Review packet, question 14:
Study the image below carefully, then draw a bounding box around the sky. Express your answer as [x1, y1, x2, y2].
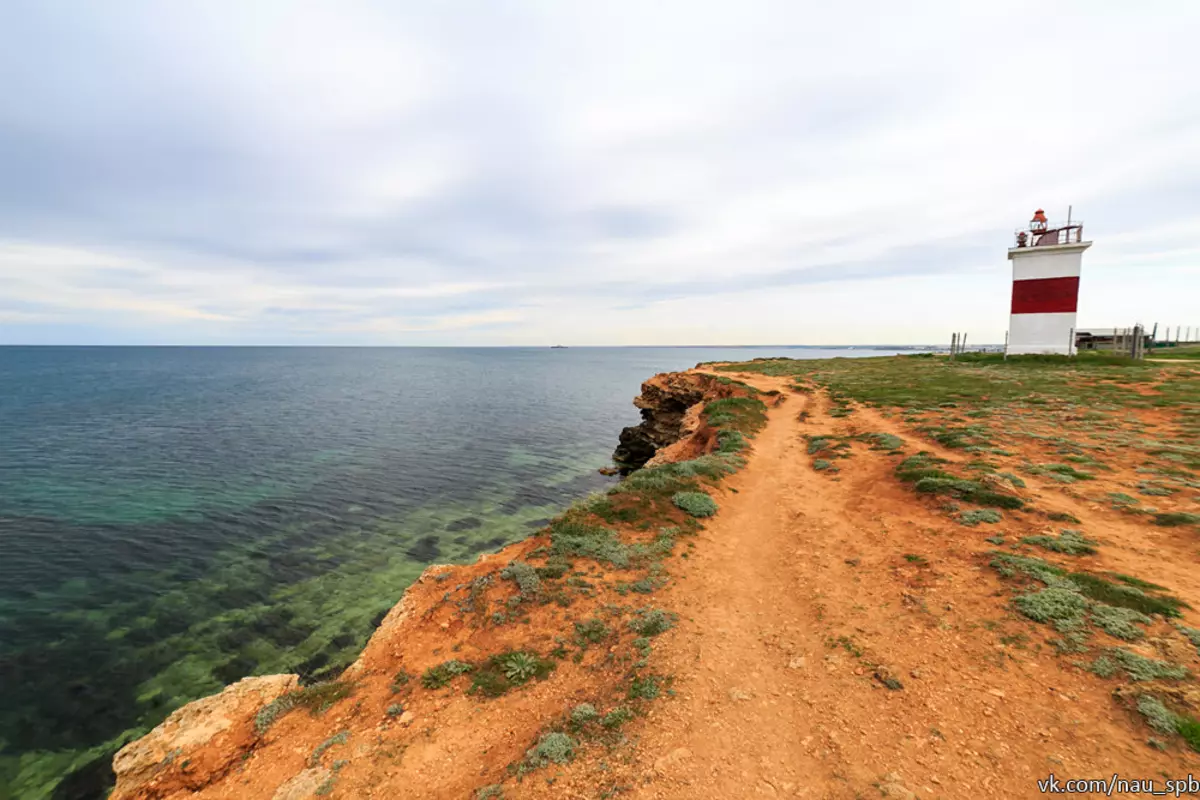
[1, 2, 1197, 346]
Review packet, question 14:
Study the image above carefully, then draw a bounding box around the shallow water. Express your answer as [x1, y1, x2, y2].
[0, 345, 918, 797]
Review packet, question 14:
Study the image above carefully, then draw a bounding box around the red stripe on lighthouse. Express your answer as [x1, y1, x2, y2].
[1011, 276, 1080, 314]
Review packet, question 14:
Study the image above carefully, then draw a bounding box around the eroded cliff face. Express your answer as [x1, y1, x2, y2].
[611, 372, 739, 471]
[109, 369, 752, 800]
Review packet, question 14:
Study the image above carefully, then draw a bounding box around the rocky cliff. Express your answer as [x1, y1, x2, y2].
[611, 372, 741, 471]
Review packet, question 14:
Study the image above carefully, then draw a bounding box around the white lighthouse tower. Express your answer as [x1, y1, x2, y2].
[1006, 208, 1092, 355]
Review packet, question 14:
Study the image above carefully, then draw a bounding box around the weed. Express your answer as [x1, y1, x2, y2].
[386, 704, 404, 717]
[476, 786, 505, 800]
[629, 674, 665, 700]
[813, 459, 838, 472]
[1179, 625, 1200, 653]
[903, 554, 927, 565]
[704, 397, 768, 435]
[1022, 529, 1097, 555]
[1138, 482, 1176, 497]
[672, 491, 718, 518]
[422, 660, 474, 689]
[570, 703, 599, 726]
[959, 509, 1002, 526]
[1047, 511, 1081, 524]
[309, 730, 349, 766]
[601, 707, 635, 729]
[501, 561, 542, 599]
[628, 608, 674, 637]
[390, 670, 412, 693]
[470, 651, 555, 697]
[574, 617, 610, 645]
[995, 472, 1026, 489]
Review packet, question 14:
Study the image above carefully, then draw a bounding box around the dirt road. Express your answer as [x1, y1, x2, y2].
[623, 372, 1189, 799]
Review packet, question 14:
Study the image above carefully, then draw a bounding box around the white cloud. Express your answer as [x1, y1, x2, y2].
[1, 1, 1198, 344]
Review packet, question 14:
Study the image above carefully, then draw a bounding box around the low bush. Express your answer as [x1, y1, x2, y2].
[421, 660, 474, 689]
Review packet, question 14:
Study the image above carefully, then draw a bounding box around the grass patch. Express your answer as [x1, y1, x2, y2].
[1090, 604, 1151, 641]
[672, 491, 718, 518]
[959, 509, 1002, 526]
[549, 520, 632, 568]
[1047, 511, 1081, 524]
[1137, 695, 1178, 734]
[913, 476, 1024, 509]
[704, 396, 768, 436]
[629, 674, 666, 700]
[1021, 529, 1097, 555]
[812, 459, 838, 472]
[1153, 512, 1200, 527]
[309, 730, 349, 766]
[255, 681, 354, 734]
[1098, 648, 1188, 681]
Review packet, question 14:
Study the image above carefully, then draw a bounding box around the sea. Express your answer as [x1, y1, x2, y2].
[0, 345, 920, 798]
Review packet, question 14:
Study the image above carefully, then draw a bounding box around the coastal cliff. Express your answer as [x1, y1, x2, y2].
[109, 354, 1200, 799]
[109, 368, 760, 800]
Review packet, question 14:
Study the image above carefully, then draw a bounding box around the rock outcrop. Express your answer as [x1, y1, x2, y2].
[612, 372, 735, 471]
[111, 674, 299, 799]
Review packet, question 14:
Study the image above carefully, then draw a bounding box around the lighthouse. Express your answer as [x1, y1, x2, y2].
[1006, 208, 1092, 355]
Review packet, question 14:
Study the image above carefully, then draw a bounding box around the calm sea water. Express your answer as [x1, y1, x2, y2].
[0, 345, 915, 798]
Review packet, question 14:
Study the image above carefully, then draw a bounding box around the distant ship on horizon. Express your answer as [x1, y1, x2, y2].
[550, 344, 568, 349]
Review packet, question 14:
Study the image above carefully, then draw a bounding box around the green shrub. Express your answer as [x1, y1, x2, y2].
[1178, 716, 1200, 753]
[672, 491, 718, 518]
[858, 432, 904, 451]
[386, 704, 404, 717]
[1047, 511, 1081, 523]
[1137, 695, 1178, 734]
[503, 652, 541, 682]
[476, 786, 505, 800]
[390, 670, 411, 693]
[1104, 648, 1188, 681]
[1067, 573, 1185, 618]
[959, 509, 1001, 526]
[913, 476, 1024, 509]
[812, 459, 837, 472]
[1137, 482, 1175, 497]
[1014, 587, 1088, 631]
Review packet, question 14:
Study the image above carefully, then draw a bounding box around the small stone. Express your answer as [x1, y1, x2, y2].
[653, 747, 692, 774]
[910, 669, 922, 679]
[787, 656, 806, 670]
[988, 689, 1006, 698]
[399, 711, 415, 727]
[729, 688, 753, 702]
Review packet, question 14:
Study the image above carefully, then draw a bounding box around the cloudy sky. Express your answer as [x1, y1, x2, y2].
[1, 2, 1197, 345]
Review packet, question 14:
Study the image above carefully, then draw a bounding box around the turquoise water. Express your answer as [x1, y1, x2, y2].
[0, 345, 913, 798]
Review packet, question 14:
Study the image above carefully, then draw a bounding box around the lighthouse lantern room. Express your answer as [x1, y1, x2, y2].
[1007, 208, 1092, 355]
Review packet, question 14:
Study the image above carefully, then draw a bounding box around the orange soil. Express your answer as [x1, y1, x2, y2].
[112, 368, 1200, 799]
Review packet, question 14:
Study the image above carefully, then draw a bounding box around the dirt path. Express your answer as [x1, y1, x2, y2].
[620, 373, 1192, 799]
